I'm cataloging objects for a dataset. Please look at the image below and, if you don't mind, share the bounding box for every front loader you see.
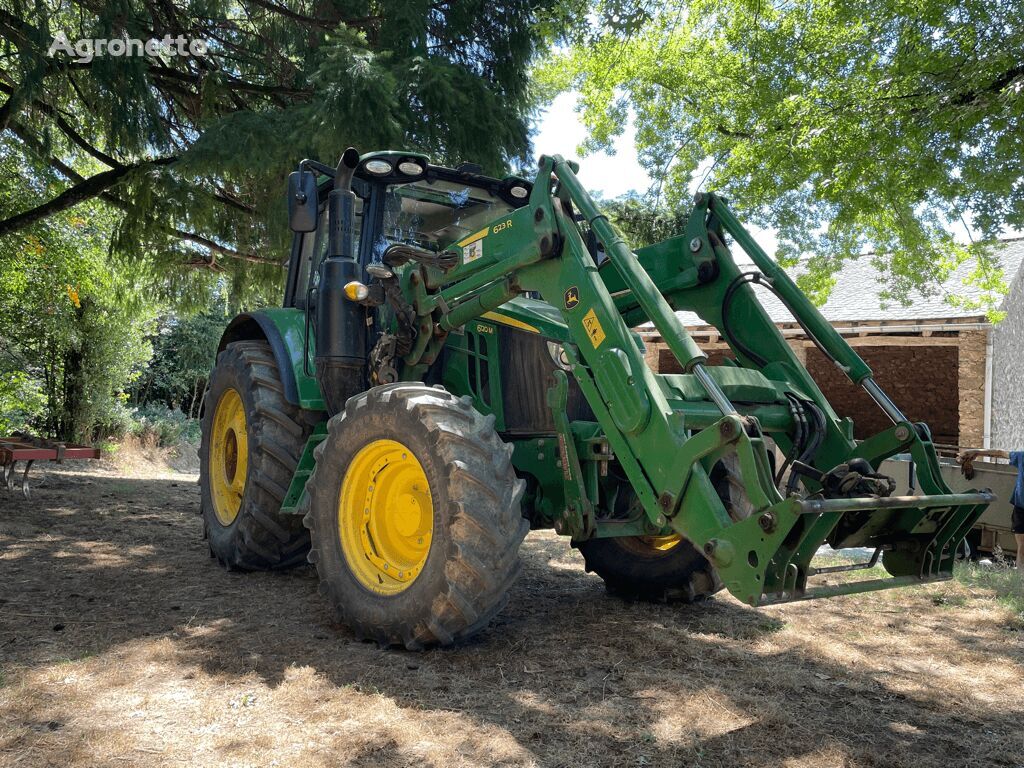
[199,149,992,648]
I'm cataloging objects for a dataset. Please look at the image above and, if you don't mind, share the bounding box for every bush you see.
[127,404,201,446]
[93,398,136,441]
[0,368,46,435]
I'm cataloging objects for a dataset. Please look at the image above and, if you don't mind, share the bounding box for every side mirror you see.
[287,170,318,232]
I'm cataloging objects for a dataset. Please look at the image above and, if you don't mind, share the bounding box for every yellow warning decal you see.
[582,308,606,348]
[458,228,489,247]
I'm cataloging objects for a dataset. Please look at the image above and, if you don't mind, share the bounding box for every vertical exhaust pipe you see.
[315,147,366,415]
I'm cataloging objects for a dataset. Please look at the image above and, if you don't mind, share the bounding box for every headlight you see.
[398,160,424,176]
[364,159,392,175]
[509,185,529,199]
[343,281,369,301]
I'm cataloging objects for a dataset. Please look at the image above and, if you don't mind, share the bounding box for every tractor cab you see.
[282,152,532,311]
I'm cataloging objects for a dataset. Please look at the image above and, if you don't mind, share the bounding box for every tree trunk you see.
[56,301,88,442]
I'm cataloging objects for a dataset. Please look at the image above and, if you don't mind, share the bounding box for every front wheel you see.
[302,384,528,649]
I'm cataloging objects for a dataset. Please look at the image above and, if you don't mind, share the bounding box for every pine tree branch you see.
[9,123,269,266]
[0,83,123,167]
[147,64,312,98]
[0,82,26,132]
[7,121,82,181]
[0,9,41,51]
[211,184,257,214]
[240,0,336,30]
[181,248,226,271]
[0,156,176,237]
[172,229,279,265]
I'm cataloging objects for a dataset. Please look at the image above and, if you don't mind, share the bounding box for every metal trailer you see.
[881,456,1018,559]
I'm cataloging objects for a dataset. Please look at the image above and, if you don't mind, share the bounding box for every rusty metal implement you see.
[1,435,100,499]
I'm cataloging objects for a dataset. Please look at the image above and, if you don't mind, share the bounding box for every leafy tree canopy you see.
[0,200,157,441]
[542,0,1024,311]
[599,193,689,248]
[1,0,579,291]
[130,311,226,419]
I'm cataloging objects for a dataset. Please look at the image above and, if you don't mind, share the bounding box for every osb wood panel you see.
[652,341,967,445]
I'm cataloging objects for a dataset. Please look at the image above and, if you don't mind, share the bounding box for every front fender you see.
[218,308,325,412]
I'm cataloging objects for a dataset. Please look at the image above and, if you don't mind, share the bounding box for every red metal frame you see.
[0,437,100,463]
[2,436,101,499]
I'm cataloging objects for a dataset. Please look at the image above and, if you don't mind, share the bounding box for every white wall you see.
[991,259,1024,450]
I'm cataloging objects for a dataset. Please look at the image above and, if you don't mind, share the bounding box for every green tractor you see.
[199,148,992,648]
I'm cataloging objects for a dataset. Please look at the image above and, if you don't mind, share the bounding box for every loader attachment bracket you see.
[694,489,993,607]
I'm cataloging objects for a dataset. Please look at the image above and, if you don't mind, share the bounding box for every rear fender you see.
[217,309,325,412]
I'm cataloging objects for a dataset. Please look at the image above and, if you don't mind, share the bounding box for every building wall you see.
[804,344,961,444]
[647,334,983,447]
[991,268,1024,450]
[956,331,988,449]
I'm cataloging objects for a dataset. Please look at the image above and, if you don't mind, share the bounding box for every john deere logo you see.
[564,286,580,310]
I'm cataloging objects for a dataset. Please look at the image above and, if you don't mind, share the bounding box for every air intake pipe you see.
[315,147,366,415]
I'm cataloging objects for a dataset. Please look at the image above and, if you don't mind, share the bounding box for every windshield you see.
[375,179,515,259]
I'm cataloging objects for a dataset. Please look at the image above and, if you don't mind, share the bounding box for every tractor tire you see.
[576,535,723,603]
[199,340,317,570]
[302,384,528,649]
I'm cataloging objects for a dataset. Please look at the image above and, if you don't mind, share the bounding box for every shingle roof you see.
[670,237,1024,328]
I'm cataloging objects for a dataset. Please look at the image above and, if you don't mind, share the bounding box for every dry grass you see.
[1,461,1023,767]
[100,434,200,476]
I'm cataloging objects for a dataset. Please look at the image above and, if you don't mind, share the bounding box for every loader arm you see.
[389,155,991,606]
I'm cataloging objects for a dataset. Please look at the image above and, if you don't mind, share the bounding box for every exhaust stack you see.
[315,147,366,415]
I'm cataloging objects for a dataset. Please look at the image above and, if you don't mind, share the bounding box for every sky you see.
[532,92,653,199]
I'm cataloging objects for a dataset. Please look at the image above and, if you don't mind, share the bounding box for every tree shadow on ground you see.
[1,469,1022,767]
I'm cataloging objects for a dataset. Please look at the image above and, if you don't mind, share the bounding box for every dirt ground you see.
[1,459,1023,768]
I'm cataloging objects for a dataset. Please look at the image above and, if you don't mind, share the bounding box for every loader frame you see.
[230,151,992,608]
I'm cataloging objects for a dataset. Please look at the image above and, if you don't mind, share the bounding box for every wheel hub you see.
[209,388,248,526]
[620,533,683,555]
[339,439,433,595]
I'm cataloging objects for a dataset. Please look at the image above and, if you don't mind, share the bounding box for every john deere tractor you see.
[199,148,992,648]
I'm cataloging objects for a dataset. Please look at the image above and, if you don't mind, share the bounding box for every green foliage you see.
[131,312,224,418]
[0,202,157,442]
[127,403,201,446]
[1,0,579,293]
[542,0,1024,313]
[1,2,584,440]
[0,370,45,434]
[600,194,690,247]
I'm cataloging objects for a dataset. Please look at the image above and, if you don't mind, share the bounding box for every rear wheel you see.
[199,341,317,570]
[302,384,528,649]
[576,534,722,602]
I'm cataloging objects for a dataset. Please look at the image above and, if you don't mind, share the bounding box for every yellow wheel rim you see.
[643,534,683,552]
[209,388,248,526]
[338,439,433,595]
[619,534,683,555]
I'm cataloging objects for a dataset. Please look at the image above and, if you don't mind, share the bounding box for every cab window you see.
[375,179,514,259]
